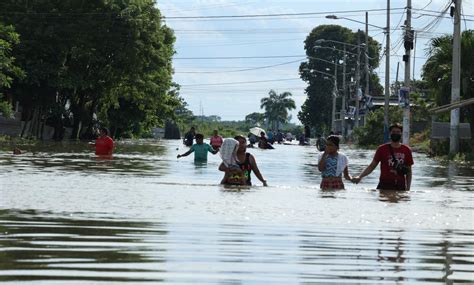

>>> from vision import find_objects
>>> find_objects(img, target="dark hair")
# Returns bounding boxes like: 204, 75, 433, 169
195, 133, 204, 139
389, 123, 403, 131
326, 135, 340, 148
99, 127, 109, 135
234, 134, 246, 141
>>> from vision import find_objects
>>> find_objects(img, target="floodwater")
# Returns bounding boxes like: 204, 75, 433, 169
0, 139, 473, 284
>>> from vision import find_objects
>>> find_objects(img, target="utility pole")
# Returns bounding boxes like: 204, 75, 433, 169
331, 60, 338, 132
384, 0, 390, 143
450, 0, 462, 154
341, 46, 346, 136
364, 11, 369, 127
355, 29, 361, 128
412, 31, 417, 80
402, 0, 412, 145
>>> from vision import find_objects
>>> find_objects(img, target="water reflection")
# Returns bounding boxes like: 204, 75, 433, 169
0, 139, 473, 283
378, 189, 411, 203
0, 209, 169, 282
1, 209, 473, 283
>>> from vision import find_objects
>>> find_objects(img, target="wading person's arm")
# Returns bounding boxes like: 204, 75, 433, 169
353, 159, 378, 183
318, 151, 328, 172
406, 166, 412, 190
343, 166, 352, 181
249, 155, 267, 186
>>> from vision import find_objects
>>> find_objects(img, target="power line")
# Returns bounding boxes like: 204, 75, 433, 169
163, 7, 406, 19
175, 59, 304, 74
174, 55, 306, 60
180, 78, 301, 87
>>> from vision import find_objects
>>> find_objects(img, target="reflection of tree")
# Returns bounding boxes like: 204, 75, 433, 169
2, 140, 172, 177
0, 209, 168, 282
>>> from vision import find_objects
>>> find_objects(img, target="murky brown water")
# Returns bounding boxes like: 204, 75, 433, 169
1, 139, 473, 284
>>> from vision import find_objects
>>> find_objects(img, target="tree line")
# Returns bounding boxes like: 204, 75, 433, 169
0, 0, 180, 139
298, 24, 473, 155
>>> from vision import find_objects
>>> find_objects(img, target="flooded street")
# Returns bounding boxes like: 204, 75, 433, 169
0, 139, 473, 284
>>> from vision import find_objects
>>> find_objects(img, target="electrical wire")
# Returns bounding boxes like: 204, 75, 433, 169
162, 8, 407, 20
175, 59, 304, 74
180, 78, 302, 87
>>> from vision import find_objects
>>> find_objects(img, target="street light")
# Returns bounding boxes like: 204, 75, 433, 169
325, 15, 385, 30
314, 41, 361, 135
326, 11, 389, 142
305, 66, 338, 133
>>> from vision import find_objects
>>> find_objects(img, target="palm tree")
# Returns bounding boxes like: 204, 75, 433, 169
260, 90, 296, 130
422, 30, 474, 130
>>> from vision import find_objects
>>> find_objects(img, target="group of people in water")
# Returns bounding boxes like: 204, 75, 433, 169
177, 129, 268, 187
177, 123, 414, 191
12, 123, 413, 191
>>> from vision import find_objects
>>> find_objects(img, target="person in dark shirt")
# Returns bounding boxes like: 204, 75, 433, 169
353, 123, 414, 190
183, 126, 195, 146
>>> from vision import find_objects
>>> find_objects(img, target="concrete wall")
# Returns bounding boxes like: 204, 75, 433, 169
0, 113, 21, 136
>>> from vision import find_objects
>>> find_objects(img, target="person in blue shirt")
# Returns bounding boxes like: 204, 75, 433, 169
177, 133, 217, 162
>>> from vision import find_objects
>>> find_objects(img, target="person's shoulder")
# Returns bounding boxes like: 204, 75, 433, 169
401, 144, 412, 151
338, 152, 348, 159
376, 143, 389, 151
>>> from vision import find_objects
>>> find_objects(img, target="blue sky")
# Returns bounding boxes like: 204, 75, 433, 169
158, 0, 473, 123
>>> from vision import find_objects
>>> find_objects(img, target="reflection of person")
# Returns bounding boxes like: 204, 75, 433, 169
317, 135, 353, 189
219, 138, 246, 185
219, 135, 267, 186
353, 123, 413, 190
177, 133, 217, 162
210, 129, 223, 151
183, 127, 195, 146
92, 127, 114, 156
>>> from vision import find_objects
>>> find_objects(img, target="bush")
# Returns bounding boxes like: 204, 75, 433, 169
353, 106, 402, 147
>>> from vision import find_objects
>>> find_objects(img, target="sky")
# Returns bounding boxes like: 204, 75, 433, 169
157, 0, 473, 124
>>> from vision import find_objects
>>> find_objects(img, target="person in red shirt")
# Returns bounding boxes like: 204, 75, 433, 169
353, 123, 413, 190
91, 127, 114, 156
209, 129, 223, 151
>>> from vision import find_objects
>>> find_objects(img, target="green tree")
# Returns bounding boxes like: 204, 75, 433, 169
353, 106, 402, 147
0, 0, 177, 139
260, 89, 296, 130
298, 25, 382, 130
245, 112, 265, 126
422, 30, 474, 132
0, 23, 23, 118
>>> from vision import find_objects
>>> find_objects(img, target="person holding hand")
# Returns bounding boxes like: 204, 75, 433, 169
317, 135, 353, 190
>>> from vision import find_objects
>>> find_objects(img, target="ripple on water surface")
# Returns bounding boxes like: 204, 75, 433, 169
0, 140, 473, 284
0, 211, 473, 284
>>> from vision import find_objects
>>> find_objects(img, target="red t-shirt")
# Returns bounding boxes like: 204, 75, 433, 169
374, 143, 413, 188
210, 135, 223, 148
95, 136, 114, 155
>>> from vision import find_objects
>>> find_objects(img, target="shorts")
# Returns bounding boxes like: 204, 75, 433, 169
377, 180, 406, 190
320, 177, 345, 190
